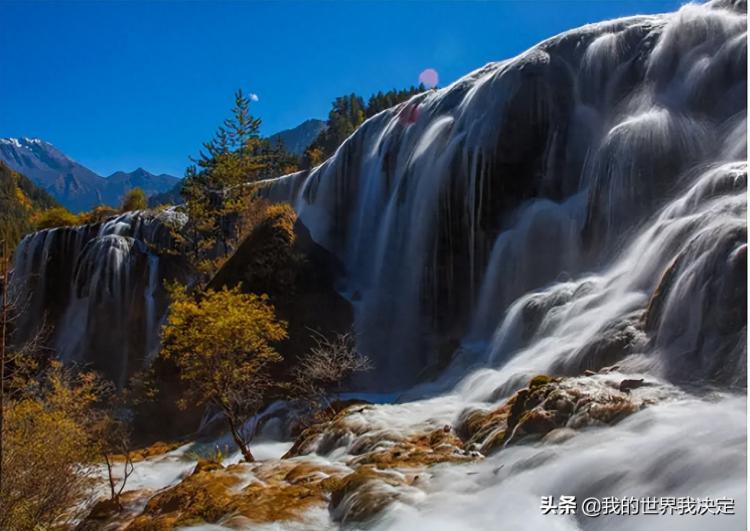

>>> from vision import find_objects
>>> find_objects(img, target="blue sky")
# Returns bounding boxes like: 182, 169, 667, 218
1, 0, 683, 177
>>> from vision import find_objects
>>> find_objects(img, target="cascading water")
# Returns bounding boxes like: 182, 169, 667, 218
263, 0, 746, 392
250, 1, 747, 528
10, 209, 187, 385
6, 1, 745, 528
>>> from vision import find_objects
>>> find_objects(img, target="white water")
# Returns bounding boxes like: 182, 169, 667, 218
128, 2, 749, 528
374, 395, 746, 531
263, 1, 747, 393
257, 1, 748, 529
10, 1, 747, 529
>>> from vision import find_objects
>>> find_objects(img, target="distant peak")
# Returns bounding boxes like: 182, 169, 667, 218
1, 137, 51, 149
0, 138, 23, 148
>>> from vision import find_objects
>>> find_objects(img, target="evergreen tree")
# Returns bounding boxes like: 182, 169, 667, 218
303, 84, 426, 168
177, 89, 282, 278
0, 162, 59, 250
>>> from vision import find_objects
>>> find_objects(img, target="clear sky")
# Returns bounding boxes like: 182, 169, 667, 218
1, 0, 683, 177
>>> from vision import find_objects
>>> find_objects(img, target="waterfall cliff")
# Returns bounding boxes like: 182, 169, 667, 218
10, 210, 187, 385
9, 1, 745, 398
263, 0, 746, 391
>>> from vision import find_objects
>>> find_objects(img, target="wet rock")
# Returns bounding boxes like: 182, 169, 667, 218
457, 374, 644, 452
77, 491, 153, 531
542, 427, 577, 444
328, 465, 413, 525
111, 440, 183, 463
349, 427, 475, 469
619, 378, 645, 393
83, 497, 122, 521
209, 203, 354, 381
126, 459, 342, 530
192, 459, 224, 475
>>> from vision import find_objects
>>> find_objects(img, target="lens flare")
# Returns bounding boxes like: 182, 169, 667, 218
419, 68, 439, 88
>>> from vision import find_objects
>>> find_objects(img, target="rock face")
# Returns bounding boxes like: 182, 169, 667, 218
457, 374, 650, 454
9, 2, 746, 400
261, 0, 747, 390
67, 3, 746, 530
209, 202, 353, 371
9, 201, 351, 404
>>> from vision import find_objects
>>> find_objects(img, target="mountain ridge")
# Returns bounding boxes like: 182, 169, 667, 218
0, 137, 179, 212
268, 119, 326, 155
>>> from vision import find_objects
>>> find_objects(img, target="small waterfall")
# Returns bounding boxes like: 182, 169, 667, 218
10, 209, 187, 385
144, 253, 161, 362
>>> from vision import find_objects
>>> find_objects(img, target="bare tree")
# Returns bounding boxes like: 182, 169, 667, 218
290, 330, 373, 421
101, 418, 135, 510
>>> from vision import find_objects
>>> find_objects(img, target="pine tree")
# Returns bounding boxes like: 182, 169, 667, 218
176, 90, 275, 278
304, 84, 426, 168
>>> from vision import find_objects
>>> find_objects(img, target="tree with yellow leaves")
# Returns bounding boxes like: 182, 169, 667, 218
121, 187, 148, 212
0, 360, 112, 530
160, 283, 287, 462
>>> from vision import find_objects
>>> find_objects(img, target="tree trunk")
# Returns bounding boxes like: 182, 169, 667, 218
226, 414, 254, 462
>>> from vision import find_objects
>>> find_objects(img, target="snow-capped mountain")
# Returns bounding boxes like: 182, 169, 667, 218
0, 137, 179, 212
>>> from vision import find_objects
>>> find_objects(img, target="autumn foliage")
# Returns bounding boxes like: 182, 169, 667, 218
160, 283, 287, 461
0, 361, 113, 530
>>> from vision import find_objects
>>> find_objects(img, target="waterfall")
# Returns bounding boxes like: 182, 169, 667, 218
10, 209, 187, 385
43, 2, 743, 528
260, 4, 750, 528
262, 0, 747, 393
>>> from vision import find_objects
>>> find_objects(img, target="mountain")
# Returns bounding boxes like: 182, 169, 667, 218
0, 137, 179, 212
268, 119, 326, 155
0, 160, 59, 250
147, 180, 183, 208
0, 137, 104, 212
104, 168, 180, 205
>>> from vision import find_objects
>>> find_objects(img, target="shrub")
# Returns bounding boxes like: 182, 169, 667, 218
78, 205, 119, 225
31, 206, 79, 230
0, 362, 112, 530
288, 331, 372, 422
121, 187, 148, 212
